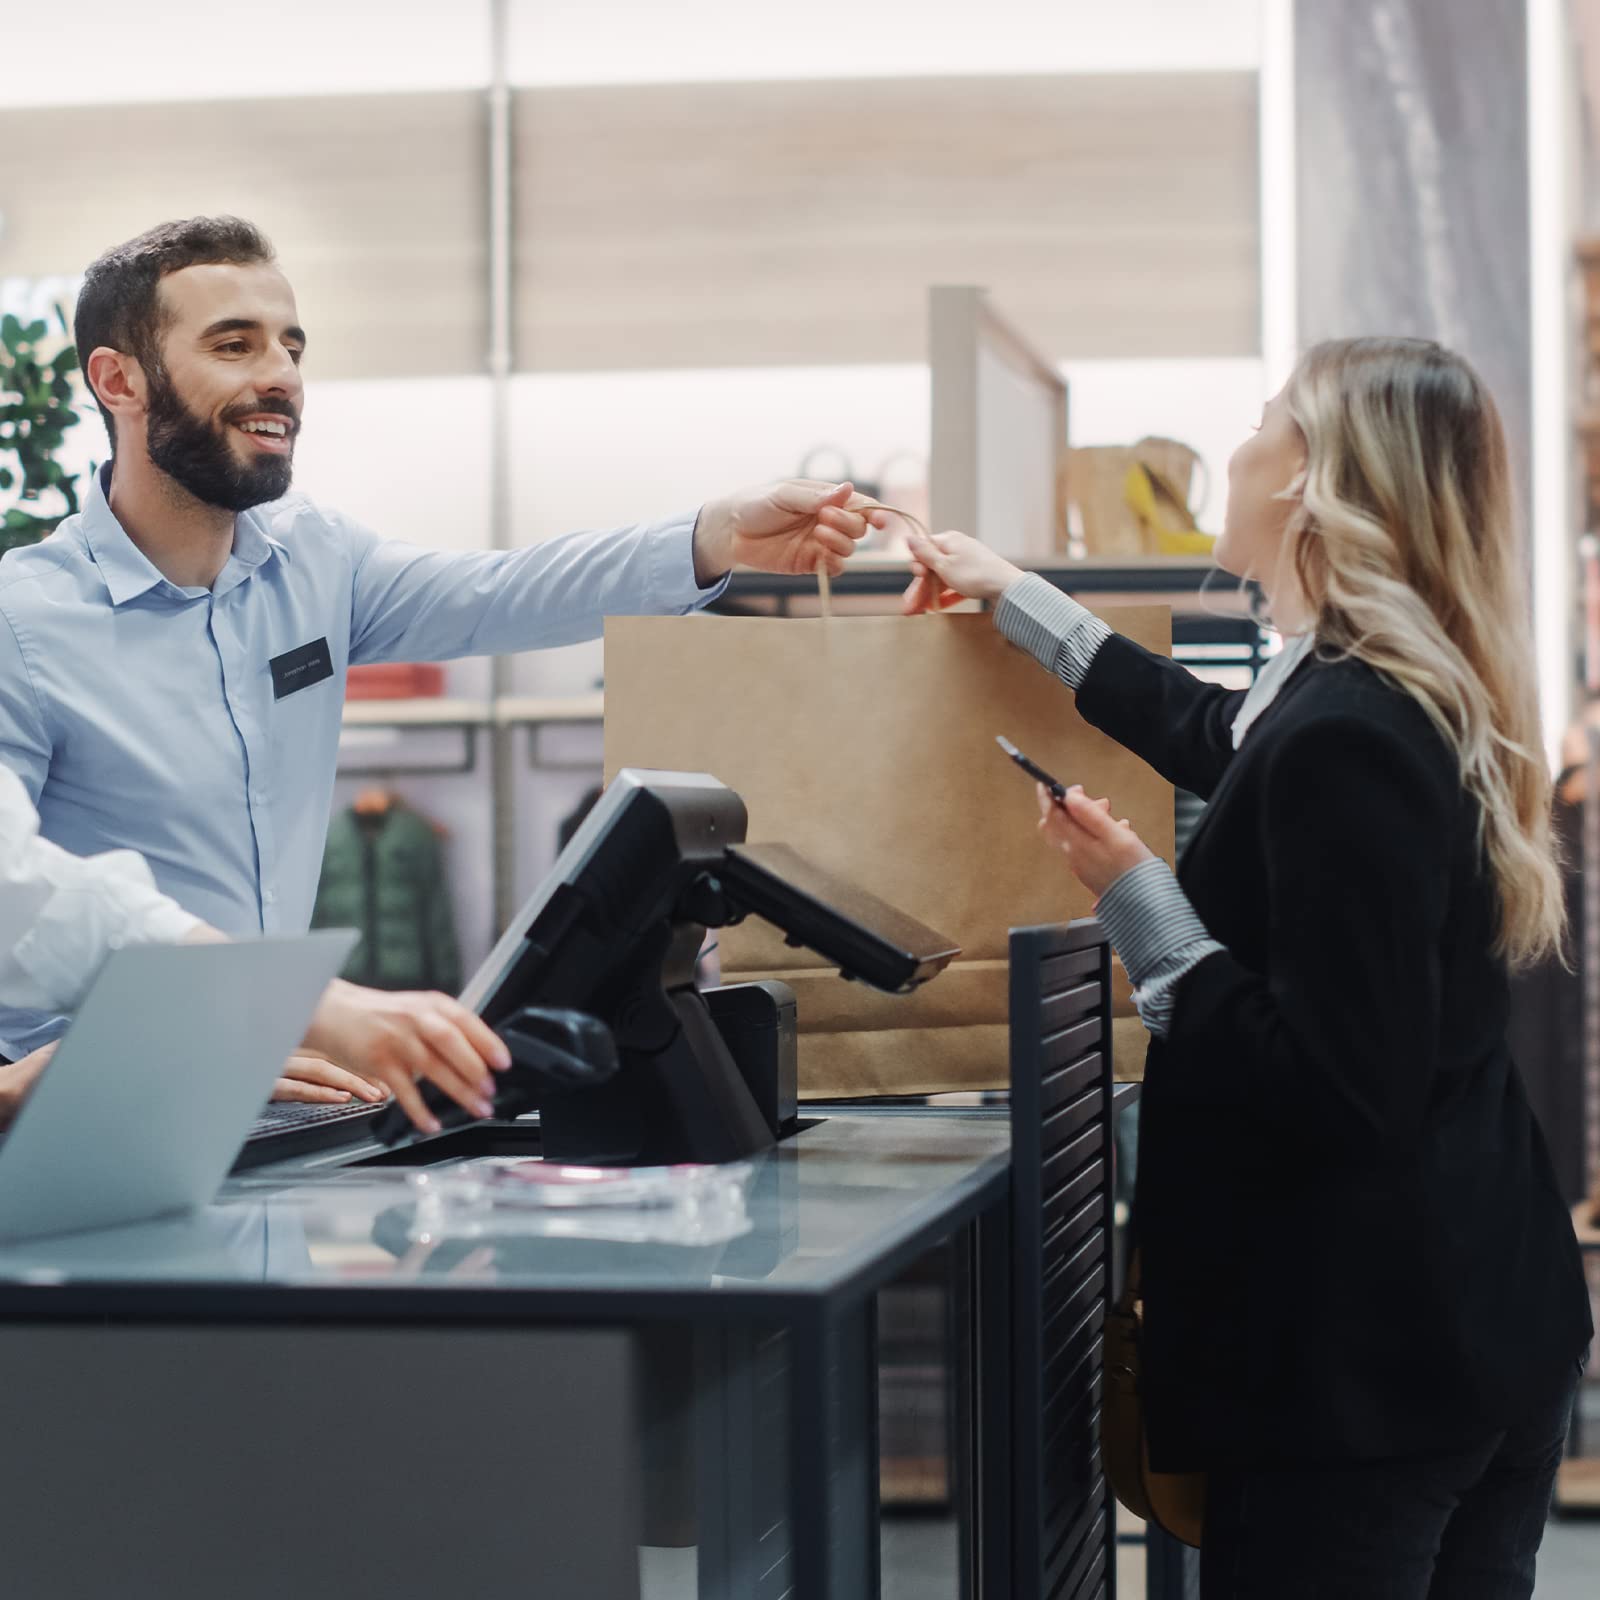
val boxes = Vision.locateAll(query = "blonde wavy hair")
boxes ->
[1279,337,1562,968]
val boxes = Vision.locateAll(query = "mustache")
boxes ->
[221,398,300,431]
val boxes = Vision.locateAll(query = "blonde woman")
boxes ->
[899,339,1593,1597]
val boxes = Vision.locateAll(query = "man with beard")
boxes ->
[0,216,877,1079]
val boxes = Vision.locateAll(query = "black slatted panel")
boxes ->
[1010,919,1117,1600]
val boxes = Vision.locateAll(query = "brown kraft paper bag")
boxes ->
[603,607,1173,1097]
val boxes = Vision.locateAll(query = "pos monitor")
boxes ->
[458,770,959,1165]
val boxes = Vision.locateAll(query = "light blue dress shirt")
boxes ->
[0,466,720,1057]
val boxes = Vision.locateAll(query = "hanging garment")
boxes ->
[311,801,462,994]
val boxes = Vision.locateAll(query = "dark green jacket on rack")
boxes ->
[311,805,462,994]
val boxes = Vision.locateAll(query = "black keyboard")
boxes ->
[232,1101,387,1171]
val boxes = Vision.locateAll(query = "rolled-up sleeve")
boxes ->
[0,766,201,1017]
[346,510,729,665]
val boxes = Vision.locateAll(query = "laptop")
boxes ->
[0,931,355,1243]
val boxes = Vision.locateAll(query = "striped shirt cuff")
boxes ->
[1094,857,1223,1038]
[994,573,1112,690]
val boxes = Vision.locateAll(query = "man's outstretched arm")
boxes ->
[347,479,883,665]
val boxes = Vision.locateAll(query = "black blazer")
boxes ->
[1076,634,1593,1471]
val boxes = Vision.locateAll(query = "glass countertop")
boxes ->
[0,1112,1009,1317]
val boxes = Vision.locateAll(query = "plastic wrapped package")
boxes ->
[404,1159,755,1248]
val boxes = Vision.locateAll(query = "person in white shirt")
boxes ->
[0,764,508,1134]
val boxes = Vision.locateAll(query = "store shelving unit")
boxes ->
[339,698,493,729]
[718,556,1226,611]
[335,698,493,778]
[492,692,607,726]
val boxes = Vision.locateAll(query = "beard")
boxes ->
[144,368,296,513]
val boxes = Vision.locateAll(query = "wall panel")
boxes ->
[0,93,487,380]
[514,73,1260,369]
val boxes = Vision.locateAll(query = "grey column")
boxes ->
[1294,0,1530,507]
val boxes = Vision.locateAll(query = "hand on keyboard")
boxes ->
[271,1054,390,1106]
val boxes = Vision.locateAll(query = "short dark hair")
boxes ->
[74,216,276,449]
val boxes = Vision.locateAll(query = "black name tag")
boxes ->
[270,638,334,701]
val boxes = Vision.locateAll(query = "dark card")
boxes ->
[269,637,334,701]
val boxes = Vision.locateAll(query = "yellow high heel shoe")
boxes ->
[1122,461,1216,557]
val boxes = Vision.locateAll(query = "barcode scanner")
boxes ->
[371,1005,620,1147]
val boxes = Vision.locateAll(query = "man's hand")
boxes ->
[1035,783,1153,897]
[902,528,1023,613]
[692,479,888,585]
[0,1040,59,1129]
[301,980,511,1135]
[271,1054,390,1107]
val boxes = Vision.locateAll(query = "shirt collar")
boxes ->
[218,510,292,596]
[80,463,290,606]
[1231,631,1316,749]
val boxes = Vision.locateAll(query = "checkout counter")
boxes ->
[0,1110,1011,1600]
[0,776,1122,1600]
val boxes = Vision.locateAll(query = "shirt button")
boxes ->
[252,791,267,805]
[263,889,277,906]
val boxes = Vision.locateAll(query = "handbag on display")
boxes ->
[1101,1246,1206,1548]
[1064,436,1214,559]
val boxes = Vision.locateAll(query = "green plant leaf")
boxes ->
[0,305,82,542]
